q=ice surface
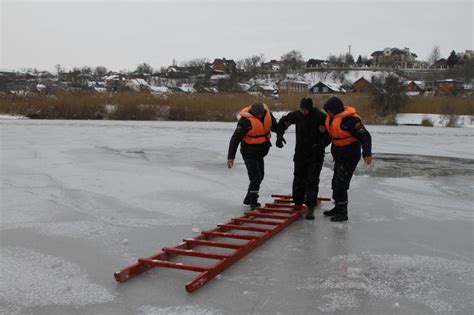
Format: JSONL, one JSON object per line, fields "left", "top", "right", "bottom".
{"left": 1, "top": 120, "right": 473, "bottom": 314}
{"left": 0, "top": 247, "right": 114, "bottom": 313}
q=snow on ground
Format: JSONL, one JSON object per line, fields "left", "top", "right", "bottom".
{"left": 0, "top": 114, "right": 29, "bottom": 120}
{"left": 1, "top": 120, "right": 473, "bottom": 314}
{"left": 396, "top": 113, "right": 474, "bottom": 128}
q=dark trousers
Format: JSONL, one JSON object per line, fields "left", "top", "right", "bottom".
{"left": 331, "top": 160, "right": 358, "bottom": 205}
{"left": 292, "top": 158, "right": 324, "bottom": 207}
{"left": 244, "top": 157, "right": 265, "bottom": 195}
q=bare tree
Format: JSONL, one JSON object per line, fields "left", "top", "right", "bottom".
{"left": 237, "top": 54, "right": 265, "bottom": 76}
{"left": 428, "top": 45, "right": 441, "bottom": 65}
{"left": 281, "top": 50, "right": 304, "bottom": 70}
{"left": 345, "top": 53, "right": 355, "bottom": 65}
{"left": 370, "top": 75, "right": 408, "bottom": 116}
{"left": 159, "top": 66, "right": 167, "bottom": 74}
{"left": 94, "top": 66, "right": 108, "bottom": 78}
{"left": 80, "top": 66, "right": 93, "bottom": 77}
{"left": 54, "top": 64, "right": 65, "bottom": 78}
{"left": 135, "top": 63, "right": 154, "bottom": 76}
{"left": 327, "top": 54, "right": 338, "bottom": 64}
{"left": 181, "top": 57, "right": 210, "bottom": 70}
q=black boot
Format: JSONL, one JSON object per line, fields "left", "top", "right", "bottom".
{"left": 306, "top": 206, "right": 315, "bottom": 220}
{"left": 331, "top": 204, "right": 348, "bottom": 222}
{"left": 243, "top": 192, "right": 251, "bottom": 205}
{"left": 323, "top": 205, "right": 339, "bottom": 216}
{"left": 249, "top": 193, "right": 261, "bottom": 210}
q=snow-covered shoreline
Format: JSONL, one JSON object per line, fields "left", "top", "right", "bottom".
{"left": 0, "top": 114, "right": 29, "bottom": 120}
{"left": 396, "top": 113, "right": 474, "bottom": 128}
{"left": 3, "top": 111, "right": 474, "bottom": 129}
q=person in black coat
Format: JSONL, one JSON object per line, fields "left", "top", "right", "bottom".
{"left": 276, "top": 97, "right": 331, "bottom": 219}
{"left": 227, "top": 102, "right": 279, "bottom": 209}
{"left": 322, "top": 96, "right": 372, "bottom": 222}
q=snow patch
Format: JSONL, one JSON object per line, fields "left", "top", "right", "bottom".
{"left": 138, "top": 305, "right": 222, "bottom": 315}
{"left": 0, "top": 247, "right": 114, "bottom": 309}
{"left": 396, "top": 113, "right": 474, "bottom": 128}
{"left": 0, "top": 114, "right": 29, "bottom": 120}
{"left": 303, "top": 254, "right": 474, "bottom": 313}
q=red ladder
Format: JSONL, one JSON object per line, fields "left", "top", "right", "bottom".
{"left": 114, "top": 194, "right": 328, "bottom": 292}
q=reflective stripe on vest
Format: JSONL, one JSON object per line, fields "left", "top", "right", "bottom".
{"left": 325, "top": 106, "right": 361, "bottom": 147}
{"left": 240, "top": 103, "right": 272, "bottom": 145}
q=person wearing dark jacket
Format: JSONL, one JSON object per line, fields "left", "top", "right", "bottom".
{"left": 276, "top": 97, "right": 331, "bottom": 220}
{"left": 227, "top": 102, "right": 278, "bottom": 209}
{"left": 322, "top": 96, "right": 372, "bottom": 222}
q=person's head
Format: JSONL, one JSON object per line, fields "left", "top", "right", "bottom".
{"left": 299, "top": 97, "right": 313, "bottom": 116}
{"left": 250, "top": 102, "right": 265, "bottom": 119}
{"left": 323, "top": 96, "right": 344, "bottom": 117}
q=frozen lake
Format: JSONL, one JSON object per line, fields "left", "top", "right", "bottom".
{"left": 1, "top": 119, "right": 473, "bottom": 314}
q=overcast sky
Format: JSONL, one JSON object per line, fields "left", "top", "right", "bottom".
{"left": 1, "top": 0, "right": 472, "bottom": 72}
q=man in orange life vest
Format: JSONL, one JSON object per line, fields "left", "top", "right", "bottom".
{"left": 322, "top": 96, "right": 372, "bottom": 222}
{"left": 227, "top": 102, "right": 279, "bottom": 209}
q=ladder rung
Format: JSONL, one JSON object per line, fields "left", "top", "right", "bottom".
{"left": 265, "top": 203, "right": 300, "bottom": 209}
{"left": 183, "top": 238, "right": 244, "bottom": 249}
{"left": 244, "top": 211, "right": 291, "bottom": 220}
{"left": 202, "top": 231, "right": 259, "bottom": 240}
{"left": 273, "top": 199, "right": 294, "bottom": 203}
{"left": 218, "top": 224, "right": 272, "bottom": 233}
{"left": 255, "top": 207, "right": 295, "bottom": 214}
{"left": 271, "top": 194, "right": 331, "bottom": 202}
{"left": 138, "top": 258, "right": 210, "bottom": 272}
{"left": 162, "top": 247, "right": 230, "bottom": 260}
{"left": 271, "top": 194, "right": 292, "bottom": 199}
{"left": 232, "top": 218, "right": 282, "bottom": 226}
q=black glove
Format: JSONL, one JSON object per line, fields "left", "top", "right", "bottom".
{"left": 276, "top": 135, "right": 286, "bottom": 148}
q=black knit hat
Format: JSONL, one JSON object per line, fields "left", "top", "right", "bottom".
{"left": 323, "top": 96, "right": 344, "bottom": 114}
{"left": 250, "top": 102, "right": 265, "bottom": 116}
{"left": 300, "top": 97, "right": 313, "bottom": 110}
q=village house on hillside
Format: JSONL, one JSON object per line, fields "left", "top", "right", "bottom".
{"left": 248, "top": 84, "right": 276, "bottom": 97}
{"left": 125, "top": 78, "right": 149, "bottom": 92}
{"left": 278, "top": 80, "right": 308, "bottom": 94}
{"left": 165, "top": 66, "right": 193, "bottom": 79}
{"left": 371, "top": 47, "right": 418, "bottom": 68}
{"left": 404, "top": 80, "right": 425, "bottom": 94}
{"left": 261, "top": 60, "right": 286, "bottom": 72}
{"left": 431, "top": 58, "right": 448, "bottom": 69}
{"left": 309, "top": 81, "right": 345, "bottom": 94}
{"left": 437, "top": 79, "right": 464, "bottom": 95}
{"left": 104, "top": 73, "right": 127, "bottom": 91}
{"left": 208, "top": 58, "right": 236, "bottom": 74}
{"left": 352, "top": 77, "right": 372, "bottom": 93}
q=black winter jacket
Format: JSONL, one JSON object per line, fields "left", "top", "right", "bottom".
{"left": 277, "top": 108, "right": 331, "bottom": 163}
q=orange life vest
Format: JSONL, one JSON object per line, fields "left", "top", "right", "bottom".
{"left": 325, "top": 106, "right": 361, "bottom": 147}
{"left": 240, "top": 103, "right": 272, "bottom": 145}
